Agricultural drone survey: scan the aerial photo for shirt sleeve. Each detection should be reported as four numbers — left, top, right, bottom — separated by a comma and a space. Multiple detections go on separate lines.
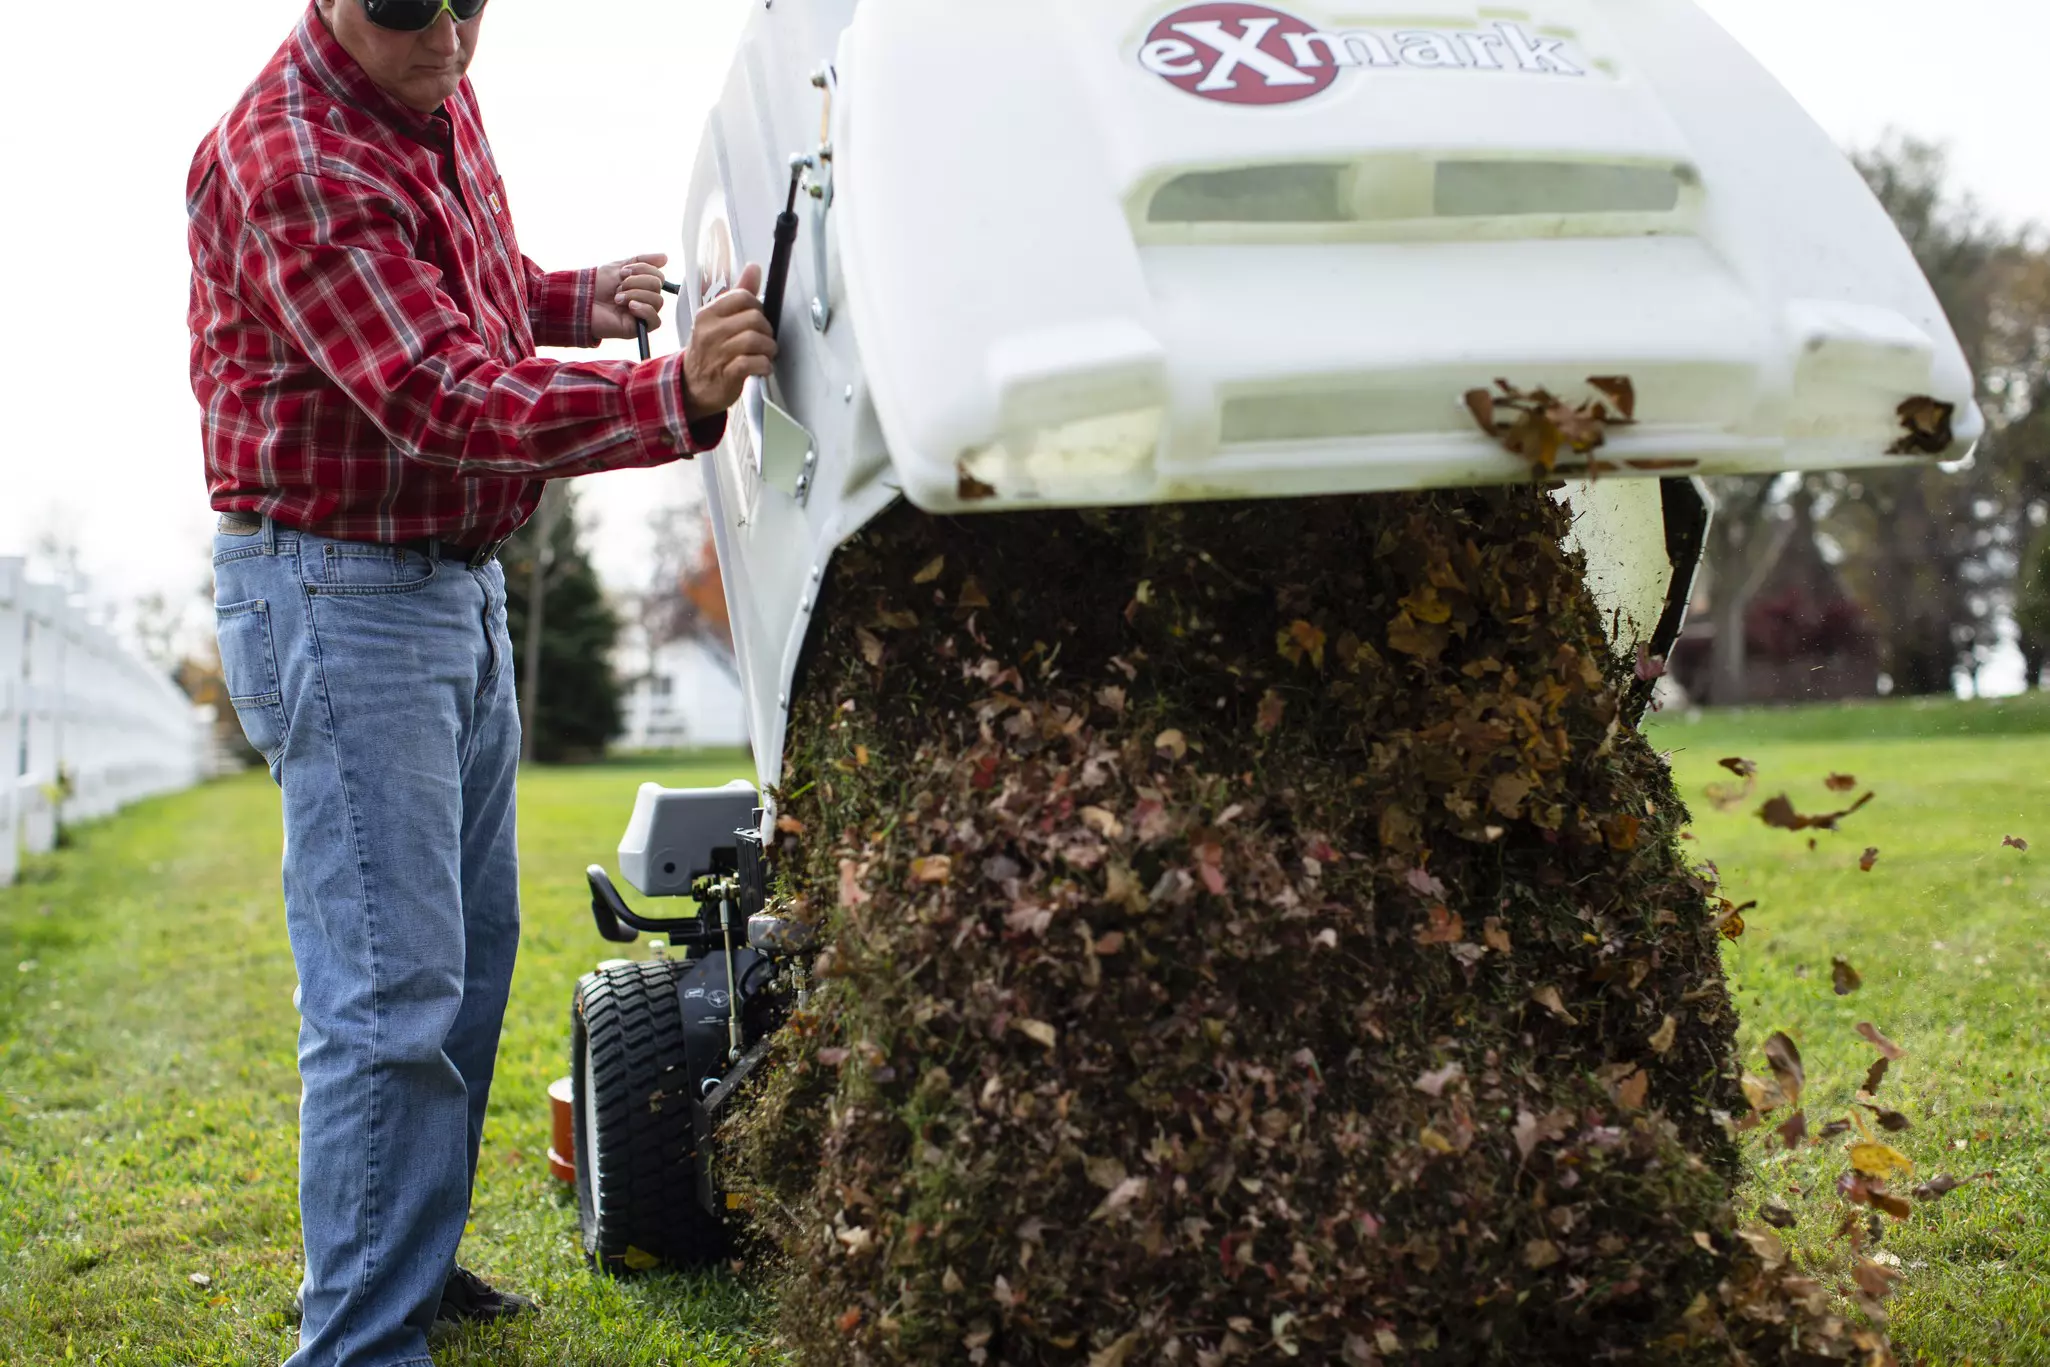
523, 256, 597, 349
235, 171, 724, 480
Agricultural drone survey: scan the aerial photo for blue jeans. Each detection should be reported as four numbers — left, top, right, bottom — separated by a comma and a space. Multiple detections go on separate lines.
213, 519, 522, 1367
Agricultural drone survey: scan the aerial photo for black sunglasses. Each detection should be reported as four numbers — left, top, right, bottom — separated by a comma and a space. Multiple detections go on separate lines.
362, 0, 488, 33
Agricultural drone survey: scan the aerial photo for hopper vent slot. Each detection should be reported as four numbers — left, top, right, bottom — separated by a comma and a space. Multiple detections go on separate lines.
1144, 157, 1692, 230
1434, 161, 1683, 217
1147, 164, 1350, 225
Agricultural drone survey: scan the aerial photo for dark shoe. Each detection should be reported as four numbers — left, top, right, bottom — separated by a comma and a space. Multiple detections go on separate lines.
436, 1265, 536, 1326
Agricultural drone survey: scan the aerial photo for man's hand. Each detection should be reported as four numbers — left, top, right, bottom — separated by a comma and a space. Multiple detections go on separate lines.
683, 263, 777, 421
590, 253, 671, 341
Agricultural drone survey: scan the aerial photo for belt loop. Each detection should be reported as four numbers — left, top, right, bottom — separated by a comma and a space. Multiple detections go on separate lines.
262, 515, 278, 556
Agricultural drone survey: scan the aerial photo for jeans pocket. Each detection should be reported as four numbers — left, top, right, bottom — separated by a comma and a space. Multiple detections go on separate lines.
309, 545, 441, 596
216, 600, 289, 764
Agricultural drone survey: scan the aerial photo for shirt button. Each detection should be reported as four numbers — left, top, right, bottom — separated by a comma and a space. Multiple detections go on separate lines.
658, 431, 678, 449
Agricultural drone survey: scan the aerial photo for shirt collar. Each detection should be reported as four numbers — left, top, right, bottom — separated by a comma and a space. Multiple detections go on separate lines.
292, 2, 449, 143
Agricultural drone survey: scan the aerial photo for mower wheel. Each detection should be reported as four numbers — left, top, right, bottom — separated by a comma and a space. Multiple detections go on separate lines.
571, 959, 727, 1272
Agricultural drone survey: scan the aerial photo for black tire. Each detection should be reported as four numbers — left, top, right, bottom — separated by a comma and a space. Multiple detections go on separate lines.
571, 959, 728, 1273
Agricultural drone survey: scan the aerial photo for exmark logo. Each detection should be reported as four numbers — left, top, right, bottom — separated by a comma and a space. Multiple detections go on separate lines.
1139, 3, 1587, 105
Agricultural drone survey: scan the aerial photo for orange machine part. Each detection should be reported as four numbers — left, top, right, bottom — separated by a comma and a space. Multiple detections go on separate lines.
548, 1076, 576, 1184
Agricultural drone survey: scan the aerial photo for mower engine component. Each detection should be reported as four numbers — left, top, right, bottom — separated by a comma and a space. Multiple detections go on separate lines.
617, 779, 760, 898
749, 913, 818, 955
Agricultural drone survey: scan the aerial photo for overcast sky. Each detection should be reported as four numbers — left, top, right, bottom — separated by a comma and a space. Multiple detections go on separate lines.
1, 0, 2044, 620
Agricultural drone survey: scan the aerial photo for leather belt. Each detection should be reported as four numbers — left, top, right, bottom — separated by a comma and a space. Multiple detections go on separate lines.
217, 513, 507, 569
404, 536, 510, 571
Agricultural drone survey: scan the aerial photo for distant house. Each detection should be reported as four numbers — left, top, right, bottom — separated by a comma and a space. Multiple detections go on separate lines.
618, 635, 748, 752
617, 537, 750, 753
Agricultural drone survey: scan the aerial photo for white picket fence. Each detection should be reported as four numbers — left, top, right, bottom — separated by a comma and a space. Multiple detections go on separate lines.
0, 557, 213, 888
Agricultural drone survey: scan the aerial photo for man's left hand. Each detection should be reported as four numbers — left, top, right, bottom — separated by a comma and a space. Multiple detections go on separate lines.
591, 254, 670, 342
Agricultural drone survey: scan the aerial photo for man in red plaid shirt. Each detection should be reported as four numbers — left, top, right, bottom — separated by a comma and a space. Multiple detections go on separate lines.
187, 3, 771, 1362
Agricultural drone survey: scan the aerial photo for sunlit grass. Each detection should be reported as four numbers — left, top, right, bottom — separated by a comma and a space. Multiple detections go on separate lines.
1649, 698, 2050, 1363
3, 698, 2045, 1363
0, 755, 769, 1366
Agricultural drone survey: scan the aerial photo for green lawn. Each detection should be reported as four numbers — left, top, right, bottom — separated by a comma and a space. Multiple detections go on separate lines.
1647, 697, 2050, 1364
2, 700, 2045, 1364
0, 755, 769, 1367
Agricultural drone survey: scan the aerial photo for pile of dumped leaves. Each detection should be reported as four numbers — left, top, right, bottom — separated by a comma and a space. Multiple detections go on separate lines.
728, 487, 1896, 1364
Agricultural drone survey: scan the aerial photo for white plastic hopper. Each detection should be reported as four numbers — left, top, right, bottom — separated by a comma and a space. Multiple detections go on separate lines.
678, 0, 1980, 800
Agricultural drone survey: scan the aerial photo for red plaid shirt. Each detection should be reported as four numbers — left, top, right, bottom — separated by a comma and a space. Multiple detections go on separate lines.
187, 6, 722, 547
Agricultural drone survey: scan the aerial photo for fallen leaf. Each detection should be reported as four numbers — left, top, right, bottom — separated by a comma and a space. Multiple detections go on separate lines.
1853, 1257, 1904, 1302
1832, 957, 1863, 996
957, 577, 991, 609
1084, 1155, 1128, 1190
837, 1306, 864, 1334
1286, 619, 1328, 669
1530, 985, 1577, 1024
1849, 1142, 1914, 1181
838, 860, 871, 908
1856, 1022, 1907, 1061
1523, 1238, 1562, 1270
1419, 1127, 1456, 1155
1860, 847, 1880, 872
1089, 1332, 1142, 1367
1464, 388, 1497, 433
911, 855, 953, 885
856, 628, 885, 667
776, 815, 807, 835
1483, 917, 1512, 953
1015, 1019, 1058, 1050
1863, 1104, 1912, 1133
1404, 866, 1448, 900
1890, 395, 1956, 456
189, 1272, 212, 1288
1588, 375, 1637, 420
913, 555, 947, 584
1647, 1014, 1678, 1055
1489, 771, 1533, 817
1740, 1072, 1788, 1114
1825, 773, 1859, 793
1764, 1032, 1805, 1107
1719, 757, 1759, 778
1154, 730, 1188, 762
624, 1247, 663, 1272
1862, 1057, 1889, 1097
1736, 1225, 1787, 1271
1413, 1062, 1465, 1098
1615, 1068, 1650, 1111
1776, 1109, 1808, 1150
1091, 1176, 1148, 1221
1416, 905, 1466, 946
1760, 1202, 1797, 1230
956, 465, 997, 501
1635, 643, 1667, 683
1913, 1172, 1994, 1202
2004, 835, 2030, 852
1759, 791, 1875, 833
1078, 806, 1124, 840
1255, 689, 1287, 736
